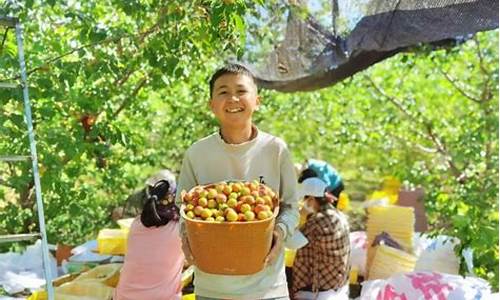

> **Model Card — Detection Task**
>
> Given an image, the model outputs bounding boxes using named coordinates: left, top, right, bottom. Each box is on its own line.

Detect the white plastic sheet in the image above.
left=361, top=271, right=492, bottom=300
left=0, top=240, right=57, bottom=295
left=68, top=240, right=112, bottom=263
left=413, top=234, right=475, bottom=275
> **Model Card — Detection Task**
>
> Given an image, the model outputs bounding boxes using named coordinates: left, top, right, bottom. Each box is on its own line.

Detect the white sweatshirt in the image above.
left=176, top=128, right=299, bottom=299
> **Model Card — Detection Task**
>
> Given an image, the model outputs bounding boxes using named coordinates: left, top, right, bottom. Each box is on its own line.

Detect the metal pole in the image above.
left=15, top=21, right=55, bottom=300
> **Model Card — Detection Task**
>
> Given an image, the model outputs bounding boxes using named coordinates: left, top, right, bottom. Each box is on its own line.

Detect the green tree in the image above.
left=0, top=0, right=251, bottom=245
left=256, top=31, right=499, bottom=288
left=0, top=0, right=497, bottom=291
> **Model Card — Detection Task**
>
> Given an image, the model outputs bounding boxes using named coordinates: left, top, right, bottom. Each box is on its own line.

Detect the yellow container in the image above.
left=28, top=281, right=113, bottom=300
left=74, top=263, right=123, bottom=288
left=182, top=183, right=280, bottom=275
left=183, top=208, right=277, bottom=275
left=182, top=294, right=196, bottom=300
left=284, top=248, right=297, bottom=267
left=28, top=273, right=83, bottom=300
left=116, top=218, right=134, bottom=233
left=97, top=229, right=128, bottom=255
left=27, top=290, right=46, bottom=300
left=56, top=281, right=113, bottom=300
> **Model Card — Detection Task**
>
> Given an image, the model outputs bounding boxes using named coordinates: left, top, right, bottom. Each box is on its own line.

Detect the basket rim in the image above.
left=183, top=182, right=280, bottom=199
left=180, top=205, right=279, bottom=225
left=180, top=181, right=280, bottom=225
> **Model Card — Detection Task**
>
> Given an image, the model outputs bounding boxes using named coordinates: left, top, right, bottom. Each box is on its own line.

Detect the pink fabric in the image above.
left=114, top=218, right=184, bottom=300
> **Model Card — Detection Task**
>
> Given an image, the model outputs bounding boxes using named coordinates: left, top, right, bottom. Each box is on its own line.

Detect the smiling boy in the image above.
left=176, top=63, right=299, bottom=300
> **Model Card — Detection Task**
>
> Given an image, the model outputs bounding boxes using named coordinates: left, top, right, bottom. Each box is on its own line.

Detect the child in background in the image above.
left=114, top=172, right=184, bottom=300
left=297, top=159, right=351, bottom=212
left=112, top=169, right=177, bottom=220
left=298, top=159, right=344, bottom=198
left=293, top=178, right=350, bottom=300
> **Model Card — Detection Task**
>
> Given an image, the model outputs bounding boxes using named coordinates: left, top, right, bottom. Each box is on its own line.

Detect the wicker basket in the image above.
left=181, top=183, right=279, bottom=275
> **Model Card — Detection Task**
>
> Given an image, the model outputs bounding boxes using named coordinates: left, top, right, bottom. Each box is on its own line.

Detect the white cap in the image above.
left=145, top=169, right=176, bottom=190
left=297, top=177, right=327, bottom=199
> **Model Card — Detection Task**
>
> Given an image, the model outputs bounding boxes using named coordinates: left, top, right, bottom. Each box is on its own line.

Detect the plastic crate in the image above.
left=97, top=229, right=127, bottom=255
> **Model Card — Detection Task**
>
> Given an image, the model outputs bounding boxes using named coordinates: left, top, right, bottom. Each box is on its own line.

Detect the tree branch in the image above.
left=137, top=22, right=161, bottom=44
left=0, top=27, right=9, bottom=54
left=365, top=75, right=466, bottom=181
left=114, top=68, right=136, bottom=87
left=434, top=65, right=482, bottom=103
left=479, top=81, right=493, bottom=103
left=365, top=75, right=413, bottom=118
left=8, top=162, right=15, bottom=178
left=365, top=76, right=432, bottom=142
left=471, top=37, right=495, bottom=175
left=474, top=36, right=494, bottom=103
left=386, top=131, right=438, bottom=153
left=0, top=19, right=162, bottom=83
left=111, top=76, right=149, bottom=119
left=481, top=106, right=495, bottom=174
left=472, top=36, right=490, bottom=77
left=19, top=181, right=35, bottom=209
left=0, top=35, right=124, bottom=82
left=423, top=123, right=463, bottom=179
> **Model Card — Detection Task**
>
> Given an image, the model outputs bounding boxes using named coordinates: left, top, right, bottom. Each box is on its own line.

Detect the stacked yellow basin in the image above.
left=366, top=206, right=415, bottom=272
left=368, top=244, right=417, bottom=280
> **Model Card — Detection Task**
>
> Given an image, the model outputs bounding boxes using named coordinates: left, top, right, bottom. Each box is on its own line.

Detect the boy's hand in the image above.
left=264, top=226, right=285, bottom=267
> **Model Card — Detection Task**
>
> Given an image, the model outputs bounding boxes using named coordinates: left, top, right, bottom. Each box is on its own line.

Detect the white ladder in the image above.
left=0, top=16, right=54, bottom=300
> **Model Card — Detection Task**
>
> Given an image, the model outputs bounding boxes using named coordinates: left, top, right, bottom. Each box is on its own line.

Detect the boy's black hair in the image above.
left=140, top=180, right=179, bottom=227
left=209, top=63, right=257, bottom=97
